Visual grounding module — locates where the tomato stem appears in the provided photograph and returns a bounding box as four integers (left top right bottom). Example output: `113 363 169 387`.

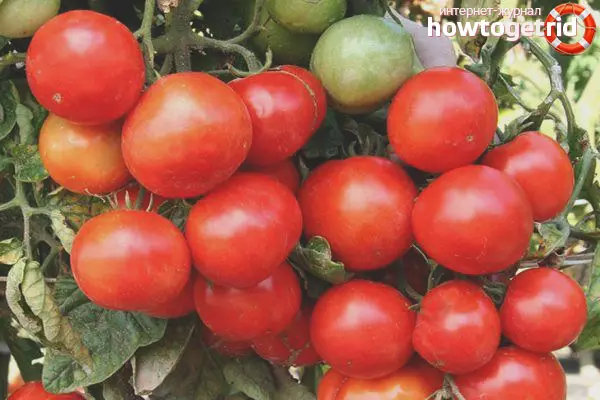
0 52 26 70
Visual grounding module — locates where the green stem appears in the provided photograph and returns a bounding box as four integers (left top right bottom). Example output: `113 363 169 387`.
134 187 147 210
560 147 596 220
135 0 157 83
0 198 17 212
226 0 266 44
0 52 26 69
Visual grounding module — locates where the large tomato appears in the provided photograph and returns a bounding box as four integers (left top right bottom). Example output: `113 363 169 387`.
310 15 418 114
252 307 320 367
123 72 252 198
143 276 195 319
26 10 144 125
268 0 347 34
229 71 317 166
8 381 84 399
311 280 416 379
279 65 328 128
482 131 574 221
71 210 191 311
39 114 131 195
413 280 501 374
318 357 444 400
454 347 567 400
0 0 60 38
299 157 417 271
412 165 533 275
186 173 302 288
500 267 587 353
194 262 301 341
242 158 301 194
388 67 497 173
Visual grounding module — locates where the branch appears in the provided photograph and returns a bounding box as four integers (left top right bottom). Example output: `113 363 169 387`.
135 0 157 82
226 0 266 44
0 52 26 69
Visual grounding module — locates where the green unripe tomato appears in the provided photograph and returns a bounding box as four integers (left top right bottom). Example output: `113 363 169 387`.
0 0 60 38
310 15 421 114
267 0 347 34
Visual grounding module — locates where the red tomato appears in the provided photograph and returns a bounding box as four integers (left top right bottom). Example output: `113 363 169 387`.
194 262 301 341
412 165 533 275
252 307 320 367
202 329 253 357
122 72 252 198
500 267 587 353
39 114 131 195
387 67 497 173
413 280 501 374
114 184 166 212
242 158 301 194
71 210 191 311
8 381 84 399
186 173 302 288
318 357 444 400
311 280 416 379
143 276 195 319
482 131 574 221
229 71 317 166
279 65 327 128
26 11 144 125
454 346 566 400
300 157 417 271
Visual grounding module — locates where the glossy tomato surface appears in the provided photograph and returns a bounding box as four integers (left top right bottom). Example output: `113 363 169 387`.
268 0 346 34
186 173 302 288
300 157 417 271
8 381 84 399
388 67 497 173
143 276 195 319
39 114 131 194
114 184 166 212
71 210 191 311
252 307 320 367
413 280 501 374
230 71 317 166
500 267 587 353
194 262 301 341
412 165 533 275
26 10 144 125
242 158 301 194
202 329 253 357
318 357 444 400
279 65 328 128
311 280 416 379
482 131 574 221
123 72 252 198
454 346 566 400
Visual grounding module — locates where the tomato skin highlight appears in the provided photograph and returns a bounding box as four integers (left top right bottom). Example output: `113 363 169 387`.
454 346 567 400
143 276 195 319
26 10 144 125
388 67 497 173
123 72 252 198
8 381 85 399
300 157 417 271
311 280 416 379
413 280 501 374
500 267 587 353
71 210 191 311
229 71 317 166
412 165 533 275
186 173 302 288
482 131 574 221
39 114 131 195
279 65 328 128
194 262 302 341
242 158 301 195
318 357 444 400
202 329 253 357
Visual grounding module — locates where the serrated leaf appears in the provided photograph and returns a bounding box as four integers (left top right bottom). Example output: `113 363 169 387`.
42 276 167 394
10 143 48 182
272 367 315 400
223 357 275 400
289 237 349 285
576 245 600 350
0 81 18 140
0 237 22 265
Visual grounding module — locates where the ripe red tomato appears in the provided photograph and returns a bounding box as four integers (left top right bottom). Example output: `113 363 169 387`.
500 267 587 353
482 131 574 221
412 165 533 275
114 184 166 212
318 357 444 400
252 307 320 367
388 67 497 173
8 381 84 399
242 158 301 194
278 65 327 128
143 276 195 319
454 346 566 400
26 10 144 125
202 329 253 357
71 210 191 311
311 280 416 379
229 71 317 166
413 280 501 374
194 262 301 341
186 173 302 288
122 72 252 198
39 114 131 195
300 157 417 271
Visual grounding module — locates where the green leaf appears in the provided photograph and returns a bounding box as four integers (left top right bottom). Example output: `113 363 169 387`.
47 191 111 231
133 317 196 395
103 366 144 400
42 276 167 394
223 357 275 400
9 144 48 182
272 367 315 400
49 209 76 254
0 237 22 265
532 222 569 258
301 110 344 160
0 317 43 382
576 245 600 350
0 81 18 140
289 237 350 284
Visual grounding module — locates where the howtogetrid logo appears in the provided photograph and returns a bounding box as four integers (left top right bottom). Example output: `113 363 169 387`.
545 3 597 55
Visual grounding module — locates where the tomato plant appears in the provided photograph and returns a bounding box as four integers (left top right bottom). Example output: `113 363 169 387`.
7 381 84 399
0 0 60 38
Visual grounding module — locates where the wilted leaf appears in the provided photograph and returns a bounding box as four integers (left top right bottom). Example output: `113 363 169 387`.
9 144 48 182
0 237 22 265
576 245 600 350
0 81 18 140
223 357 275 400
289 237 350 285
47 191 110 231
49 209 76 254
